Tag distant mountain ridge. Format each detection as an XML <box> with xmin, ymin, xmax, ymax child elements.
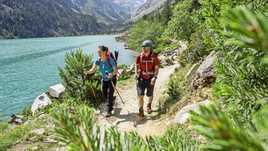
<box><xmin>112</xmin><ymin>0</ymin><xmax>147</xmax><ymax>16</ymax></box>
<box><xmin>0</xmin><ymin>0</ymin><xmax>147</xmax><ymax>39</ymax></box>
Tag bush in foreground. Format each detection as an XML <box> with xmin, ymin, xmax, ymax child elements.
<box><xmin>59</xmin><ymin>49</ymin><xmax>102</xmax><ymax>105</ymax></box>
<box><xmin>52</xmin><ymin>101</ymin><xmax>199</xmax><ymax>151</ymax></box>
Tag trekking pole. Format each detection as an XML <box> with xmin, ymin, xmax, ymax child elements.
<box><xmin>106</xmin><ymin>72</ymin><xmax>125</xmax><ymax>104</ymax></box>
<box><xmin>111</xmin><ymin>81</ymin><xmax>125</xmax><ymax>105</ymax></box>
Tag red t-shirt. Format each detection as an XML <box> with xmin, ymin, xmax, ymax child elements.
<box><xmin>136</xmin><ymin>52</ymin><xmax>160</xmax><ymax>79</ymax></box>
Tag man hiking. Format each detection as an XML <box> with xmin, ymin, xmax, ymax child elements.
<box><xmin>85</xmin><ymin>46</ymin><xmax>118</xmax><ymax>117</ymax></box>
<box><xmin>135</xmin><ymin>40</ymin><xmax>160</xmax><ymax>118</ymax></box>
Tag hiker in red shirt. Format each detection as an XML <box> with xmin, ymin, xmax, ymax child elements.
<box><xmin>135</xmin><ymin>40</ymin><xmax>160</xmax><ymax>118</ymax></box>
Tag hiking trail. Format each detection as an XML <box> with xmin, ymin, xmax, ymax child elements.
<box><xmin>97</xmin><ymin>64</ymin><xmax>180</xmax><ymax>137</ymax></box>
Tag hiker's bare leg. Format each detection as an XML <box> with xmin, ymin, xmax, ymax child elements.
<box><xmin>148</xmin><ymin>96</ymin><xmax>153</xmax><ymax>104</ymax></box>
<box><xmin>138</xmin><ymin>96</ymin><xmax>145</xmax><ymax>117</ymax></box>
<box><xmin>147</xmin><ymin>96</ymin><xmax>153</xmax><ymax>114</ymax></box>
<box><xmin>139</xmin><ymin>96</ymin><xmax>144</xmax><ymax>107</ymax></box>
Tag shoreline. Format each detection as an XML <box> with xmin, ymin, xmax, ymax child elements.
<box><xmin>0</xmin><ymin>33</ymin><xmax>121</xmax><ymax>41</ymax></box>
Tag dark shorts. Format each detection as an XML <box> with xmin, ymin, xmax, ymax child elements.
<box><xmin>136</xmin><ymin>78</ymin><xmax>155</xmax><ymax>97</ymax></box>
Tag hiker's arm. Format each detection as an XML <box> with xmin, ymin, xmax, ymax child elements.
<box><xmin>150</xmin><ymin>65</ymin><xmax>159</xmax><ymax>85</ymax></box>
<box><xmin>153</xmin><ymin>65</ymin><xmax>159</xmax><ymax>79</ymax></box>
<box><xmin>85</xmin><ymin>63</ymin><xmax>97</xmax><ymax>75</ymax></box>
<box><xmin>135</xmin><ymin>64</ymin><xmax>138</xmax><ymax>76</ymax></box>
<box><xmin>153</xmin><ymin>56</ymin><xmax>160</xmax><ymax>80</ymax></box>
<box><xmin>135</xmin><ymin>57</ymin><xmax>140</xmax><ymax>79</ymax></box>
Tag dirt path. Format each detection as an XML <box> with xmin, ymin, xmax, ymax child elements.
<box><xmin>97</xmin><ymin>64</ymin><xmax>180</xmax><ymax>137</ymax></box>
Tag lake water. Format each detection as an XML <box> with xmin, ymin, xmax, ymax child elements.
<box><xmin>0</xmin><ymin>35</ymin><xmax>135</xmax><ymax>119</ymax></box>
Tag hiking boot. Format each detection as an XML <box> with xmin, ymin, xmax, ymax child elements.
<box><xmin>147</xmin><ymin>103</ymin><xmax>152</xmax><ymax>114</ymax></box>
<box><xmin>138</xmin><ymin>107</ymin><xmax>145</xmax><ymax>117</ymax></box>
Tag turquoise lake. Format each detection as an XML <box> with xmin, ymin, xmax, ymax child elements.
<box><xmin>0</xmin><ymin>35</ymin><xmax>135</xmax><ymax>119</ymax></box>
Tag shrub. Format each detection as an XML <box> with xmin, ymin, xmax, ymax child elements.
<box><xmin>147</xmin><ymin>125</ymin><xmax>200</xmax><ymax>151</ymax></box>
<box><xmin>166</xmin><ymin>65</ymin><xmax>191</xmax><ymax>100</ymax></box>
<box><xmin>52</xmin><ymin>101</ymin><xmax>200</xmax><ymax>151</ymax></box>
<box><xmin>178</xmin><ymin>26</ymin><xmax>214</xmax><ymax>65</ymax></box>
<box><xmin>59</xmin><ymin>49</ymin><xmax>102</xmax><ymax>105</ymax></box>
<box><xmin>213</xmin><ymin>48</ymin><xmax>268</xmax><ymax>122</ymax></box>
<box><xmin>163</xmin><ymin>0</ymin><xmax>199</xmax><ymax>41</ymax></box>
<box><xmin>213</xmin><ymin>7</ymin><xmax>268</xmax><ymax>122</ymax></box>
<box><xmin>0</xmin><ymin>123</ymin><xmax>30</xmax><ymax>151</ymax></box>
<box><xmin>190</xmin><ymin>103</ymin><xmax>268</xmax><ymax>151</ymax></box>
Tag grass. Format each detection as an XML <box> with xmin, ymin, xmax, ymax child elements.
<box><xmin>158</xmin><ymin>64</ymin><xmax>192</xmax><ymax>114</ymax></box>
<box><xmin>0</xmin><ymin>99</ymin><xmax>66</xmax><ymax>151</ymax></box>
<box><xmin>0</xmin><ymin>122</ymin><xmax>31</xmax><ymax>151</ymax></box>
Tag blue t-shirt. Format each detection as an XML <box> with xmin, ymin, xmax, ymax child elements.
<box><xmin>95</xmin><ymin>57</ymin><xmax>116</xmax><ymax>81</ymax></box>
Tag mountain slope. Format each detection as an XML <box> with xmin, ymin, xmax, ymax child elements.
<box><xmin>112</xmin><ymin>0</ymin><xmax>147</xmax><ymax>16</ymax></box>
<box><xmin>0</xmin><ymin>0</ymin><xmax>132</xmax><ymax>39</ymax></box>
<box><xmin>79</xmin><ymin>0</ymin><xmax>130</xmax><ymax>25</ymax></box>
<box><xmin>133</xmin><ymin>0</ymin><xmax>178</xmax><ymax>21</ymax></box>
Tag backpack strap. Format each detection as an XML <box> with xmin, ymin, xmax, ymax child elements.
<box><xmin>107</xmin><ymin>52</ymin><xmax>117</xmax><ymax>68</ymax></box>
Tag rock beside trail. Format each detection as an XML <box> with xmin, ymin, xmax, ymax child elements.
<box><xmin>159</xmin><ymin>41</ymin><xmax>188</xmax><ymax>67</ymax></box>
<box><xmin>191</xmin><ymin>51</ymin><xmax>218</xmax><ymax>90</ymax></box>
<box><xmin>31</xmin><ymin>93</ymin><xmax>52</xmax><ymax>114</ymax></box>
<box><xmin>173</xmin><ymin>99</ymin><xmax>209</xmax><ymax>124</ymax></box>
<box><xmin>31</xmin><ymin>128</ymin><xmax>45</xmax><ymax>135</ymax></box>
<box><xmin>48</xmin><ymin>84</ymin><xmax>65</xmax><ymax>98</ymax></box>
<box><xmin>159</xmin><ymin>50</ymin><xmax>178</xmax><ymax>66</ymax></box>
<box><xmin>8</xmin><ymin>114</ymin><xmax>24</xmax><ymax>125</ymax></box>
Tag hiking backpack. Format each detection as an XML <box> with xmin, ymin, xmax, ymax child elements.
<box><xmin>98</xmin><ymin>47</ymin><xmax>119</xmax><ymax>68</ymax></box>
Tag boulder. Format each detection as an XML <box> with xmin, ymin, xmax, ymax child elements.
<box><xmin>173</xmin><ymin>99</ymin><xmax>209</xmax><ymax>124</ymax></box>
<box><xmin>161</xmin><ymin>50</ymin><xmax>177</xmax><ymax>57</ymax></box>
<box><xmin>31</xmin><ymin>128</ymin><xmax>45</xmax><ymax>135</ymax></box>
<box><xmin>48</xmin><ymin>84</ymin><xmax>65</xmax><ymax>98</ymax></box>
<box><xmin>8</xmin><ymin>114</ymin><xmax>23</xmax><ymax>125</ymax></box>
<box><xmin>159</xmin><ymin>55</ymin><xmax>175</xmax><ymax>67</ymax></box>
<box><xmin>31</xmin><ymin>93</ymin><xmax>52</xmax><ymax>114</ymax></box>
<box><xmin>191</xmin><ymin>51</ymin><xmax>218</xmax><ymax>90</ymax></box>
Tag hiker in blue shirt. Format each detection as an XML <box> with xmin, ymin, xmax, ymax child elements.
<box><xmin>85</xmin><ymin>46</ymin><xmax>117</xmax><ymax>117</ymax></box>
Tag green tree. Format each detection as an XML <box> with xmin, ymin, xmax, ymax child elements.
<box><xmin>128</xmin><ymin>20</ymin><xmax>164</xmax><ymax>52</ymax></box>
<box><xmin>163</xmin><ymin>0</ymin><xmax>199</xmax><ymax>41</ymax></box>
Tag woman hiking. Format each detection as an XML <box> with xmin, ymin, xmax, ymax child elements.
<box><xmin>85</xmin><ymin>46</ymin><xmax>117</xmax><ymax>117</ymax></box>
